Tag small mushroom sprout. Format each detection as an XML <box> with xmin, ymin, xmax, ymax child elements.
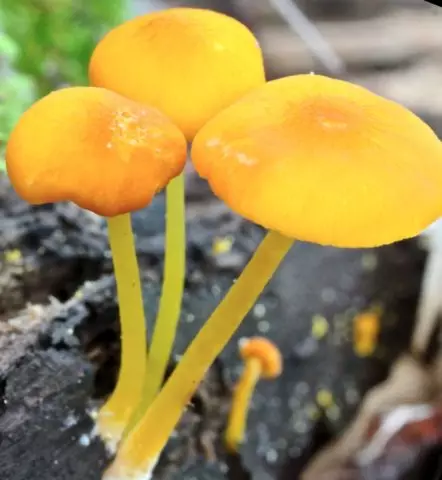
<box><xmin>353</xmin><ymin>308</ymin><xmax>382</xmax><ymax>358</ymax></box>
<box><xmin>225</xmin><ymin>337</ymin><xmax>282</xmax><ymax>452</ymax></box>
<box><xmin>5</xmin><ymin>86</ymin><xmax>187</xmax><ymax>450</ymax></box>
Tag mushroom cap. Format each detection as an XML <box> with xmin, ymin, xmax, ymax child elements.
<box><xmin>89</xmin><ymin>8</ymin><xmax>265</xmax><ymax>140</ymax></box>
<box><xmin>239</xmin><ymin>337</ymin><xmax>282</xmax><ymax>379</ymax></box>
<box><xmin>6</xmin><ymin>86</ymin><xmax>187</xmax><ymax>217</ymax></box>
<box><xmin>192</xmin><ymin>74</ymin><xmax>442</xmax><ymax>248</ymax></box>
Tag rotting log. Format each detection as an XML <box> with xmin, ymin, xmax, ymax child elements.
<box><xmin>0</xmin><ymin>177</ymin><xmax>108</xmax><ymax>316</ymax></box>
<box><xmin>0</xmin><ymin>172</ymin><xmax>431</xmax><ymax>479</ymax></box>
<box><xmin>0</xmin><ymin>276</ymin><xmax>232</xmax><ymax>480</ymax></box>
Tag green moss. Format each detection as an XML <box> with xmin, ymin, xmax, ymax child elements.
<box><xmin>0</xmin><ymin>0</ymin><xmax>127</xmax><ymax>171</ymax></box>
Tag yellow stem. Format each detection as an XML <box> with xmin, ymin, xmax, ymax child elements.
<box><xmin>104</xmin><ymin>230</ymin><xmax>293</xmax><ymax>478</ymax></box>
<box><xmin>96</xmin><ymin>214</ymin><xmax>147</xmax><ymax>448</ymax></box>
<box><xmin>125</xmin><ymin>173</ymin><xmax>186</xmax><ymax>435</ymax></box>
<box><xmin>225</xmin><ymin>357</ymin><xmax>262</xmax><ymax>452</ymax></box>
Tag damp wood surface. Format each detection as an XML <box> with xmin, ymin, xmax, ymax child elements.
<box><xmin>0</xmin><ymin>171</ymin><xmax>430</xmax><ymax>479</ymax></box>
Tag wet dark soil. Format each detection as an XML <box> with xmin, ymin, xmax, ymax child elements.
<box><xmin>0</xmin><ymin>170</ymin><xmax>431</xmax><ymax>479</ymax></box>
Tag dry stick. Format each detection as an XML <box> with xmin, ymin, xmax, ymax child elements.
<box><xmin>301</xmin><ymin>355</ymin><xmax>435</xmax><ymax>479</ymax></box>
<box><xmin>413</xmin><ymin>246</ymin><xmax>442</xmax><ymax>356</ymax></box>
<box><xmin>268</xmin><ymin>0</ymin><xmax>346</xmax><ymax>76</ymax></box>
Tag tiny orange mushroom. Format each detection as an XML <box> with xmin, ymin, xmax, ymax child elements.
<box><xmin>353</xmin><ymin>309</ymin><xmax>382</xmax><ymax>357</ymax></box>
<box><xmin>225</xmin><ymin>337</ymin><xmax>282</xmax><ymax>452</ymax></box>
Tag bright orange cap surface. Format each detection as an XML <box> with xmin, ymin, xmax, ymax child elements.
<box><xmin>6</xmin><ymin>86</ymin><xmax>187</xmax><ymax>217</ymax></box>
<box><xmin>89</xmin><ymin>8</ymin><xmax>265</xmax><ymax>140</ymax></box>
<box><xmin>239</xmin><ymin>337</ymin><xmax>282</xmax><ymax>379</ymax></box>
<box><xmin>192</xmin><ymin>74</ymin><xmax>442</xmax><ymax>248</ymax></box>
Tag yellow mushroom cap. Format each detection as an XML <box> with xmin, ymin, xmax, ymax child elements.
<box><xmin>6</xmin><ymin>86</ymin><xmax>187</xmax><ymax>217</ymax></box>
<box><xmin>192</xmin><ymin>74</ymin><xmax>442</xmax><ymax>248</ymax></box>
<box><xmin>239</xmin><ymin>337</ymin><xmax>282</xmax><ymax>379</ymax></box>
<box><xmin>89</xmin><ymin>8</ymin><xmax>265</xmax><ymax>140</ymax></box>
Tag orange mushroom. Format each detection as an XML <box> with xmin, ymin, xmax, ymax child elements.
<box><xmin>6</xmin><ymin>87</ymin><xmax>186</xmax><ymax>215</ymax></box>
<box><xmin>225</xmin><ymin>337</ymin><xmax>282</xmax><ymax>452</ymax></box>
<box><xmin>89</xmin><ymin>7</ymin><xmax>266</xmax><ymax>423</ymax></box>
<box><xmin>89</xmin><ymin>7</ymin><xmax>265</xmax><ymax>141</ymax></box>
<box><xmin>103</xmin><ymin>75</ymin><xmax>442</xmax><ymax>479</ymax></box>
<box><xmin>6</xmin><ymin>86</ymin><xmax>187</xmax><ymax>450</ymax></box>
<box><xmin>193</xmin><ymin>74</ymin><xmax>442</xmax><ymax>248</ymax></box>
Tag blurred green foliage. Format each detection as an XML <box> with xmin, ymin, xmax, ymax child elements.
<box><xmin>0</xmin><ymin>32</ymin><xmax>36</xmax><ymax>172</ymax></box>
<box><xmin>0</xmin><ymin>0</ymin><xmax>127</xmax><ymax>171</ymax></box>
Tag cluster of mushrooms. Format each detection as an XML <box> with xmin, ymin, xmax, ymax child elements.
<box><xmin>5</xmin><ymin>7</ymin><xmax>442</xmax><ymax>480</ymax></box>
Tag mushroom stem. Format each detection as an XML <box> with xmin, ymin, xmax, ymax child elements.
<box><xmin>225</xmin><ymin>357</ymin><xmax>262</xmax><ymax>452</ymax></box>
<box><xmin>125</xmin><ymin>173</ymin><xmax>186</xmax><ymax>435</ymax></box>
<box><xmin>103</xmin><ymin>230</ymin><xmax>293</xmax><ymax>479</ymax></box>
<box><xmin>96</xmin><ymin>213</ymin><xmax>147</xmax><ymax>451</ymax></box>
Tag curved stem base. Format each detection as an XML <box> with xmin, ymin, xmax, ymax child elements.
<box><xmin>225</xmin><ymin>357</ymin><xmax>262</xmax><ymax>452</ymax></box>
<box><xmin>95</xmin><ymin>214</ymin><xmax>147</xmax><ymax>449</ymax></box>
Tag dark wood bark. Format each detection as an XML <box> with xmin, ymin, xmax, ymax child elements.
<box><xmin>0</xmin><ymin>172</ymin><xmax>432</xmax><ymax>479</ymax></box>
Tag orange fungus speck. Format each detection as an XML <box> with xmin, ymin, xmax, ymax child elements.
<box><xmin>191</xmin><ymin>74</ymin><xmax>442</xmax><ymax>248</ymax></box>
<box><xmin>6</xmin><ymin>87</ymin><xmax>187</xmax><ymax>217</ymax></box>
<box><xmin>353</xmin><ymin>311</ymin><xmax>381</xmax><ymax>357</ymax></box>
<box><xmin>89</xmin><ymin>8</ymin><xmax>265</xmax><ymax>140</ymax></box>
<box><xmin>240</xmin><ymin>337</ymin><xmax>282</xmax><ymax>379</ymax></box>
